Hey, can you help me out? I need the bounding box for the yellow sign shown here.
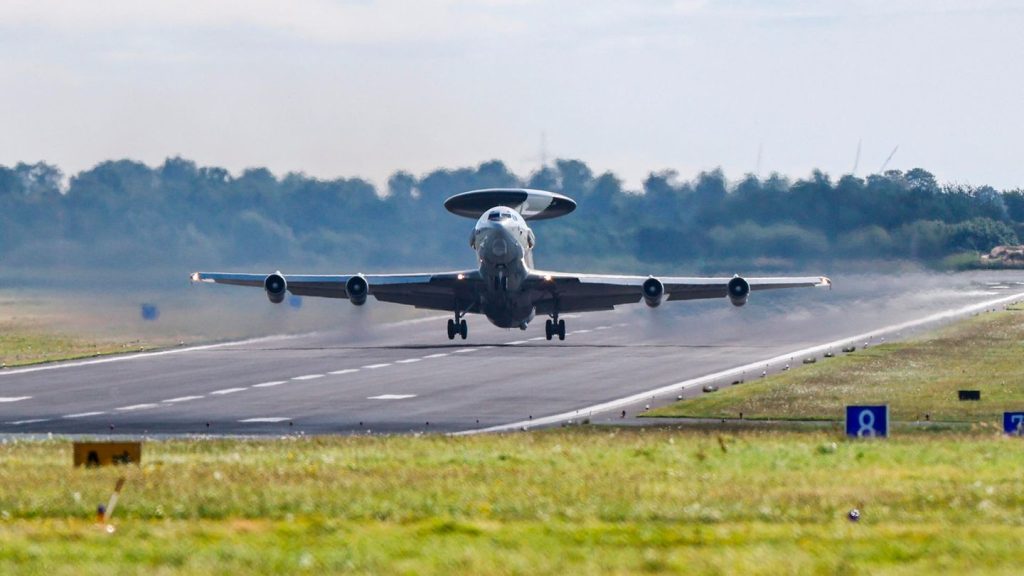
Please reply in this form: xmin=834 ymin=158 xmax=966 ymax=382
xmin=73 ymin=442 xmax=142 ymax=467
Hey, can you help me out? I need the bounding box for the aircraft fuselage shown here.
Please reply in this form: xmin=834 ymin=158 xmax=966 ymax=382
xmin=472 ymin=206 xmax=538 ymax=329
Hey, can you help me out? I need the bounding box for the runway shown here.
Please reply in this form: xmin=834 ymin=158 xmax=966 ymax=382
xmin=2 ymin=272 xmax=1023 ymax=436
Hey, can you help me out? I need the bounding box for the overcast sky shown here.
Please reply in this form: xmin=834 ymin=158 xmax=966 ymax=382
xmin=1 ymin=0 xmax=1021 ymax=190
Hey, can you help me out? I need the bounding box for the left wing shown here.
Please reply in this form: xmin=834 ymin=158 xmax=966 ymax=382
xmin=524 ymin=271 xmax=831 ymax=314
xmin=190 ymin=270 xmax=484 ymax=312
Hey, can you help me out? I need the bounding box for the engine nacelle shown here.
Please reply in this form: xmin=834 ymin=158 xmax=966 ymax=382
xmin=264 ymin=273 xmax=287 ymax=304
xmin=345 ymin=275 xmax=369 ymax=306
xmin=642 ymin=277 xmax=665 ymax=308
xmin=727 ymin=276 xmax=750 ymax=307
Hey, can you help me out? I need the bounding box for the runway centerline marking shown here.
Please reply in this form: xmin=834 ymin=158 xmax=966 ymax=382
xmin=328 ymin=369 xmax=359 ymax=375
xmin=368 ymin=394 xmax=417 ymax=400
xmin=395 ymin=358 xmax=421 ymax=364
xmin=211 ymin=387 xmax=247 ymax=395
xmin=362 ymin=363 xmax=391 ymax=369
xmin=292 ymin=374 xmax=325 ymax=380
xmin=506 ymin=340 xmax=529 ymax=345
xmin=423 ymin=353 xmax=448 ymax=359
xmin=116 ymin=403 xmax=159 ymax=411
xmin=574 ymin=329 xmax=592 ymax=334
xmin=6 ymin=418 xmax=50 ymax=425
xmin=0 ymin=396 xmax=31 ymax=403
xmin=63 ymin=411 xmax=106 ymax=419
xmin=162 ymin=396 xmax=203 ymax=403
xmin=453 ymin=348 xmax=477 ymax=354
xmin=528 ymin=336 xmax=546 ymax=341
xmin=238 ymin=417 xmax=290 ymax=423
xmin=253 ymin=381 xmax=287 ymax=388
xmin=595 ymin=326 xmax=611 ymax=330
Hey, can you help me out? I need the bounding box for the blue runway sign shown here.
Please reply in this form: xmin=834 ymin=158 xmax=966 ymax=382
xmin=845 ymin=405 xmax=889 ymax=438
xmin=1003 ymin=412 xmax=1024 ymax=436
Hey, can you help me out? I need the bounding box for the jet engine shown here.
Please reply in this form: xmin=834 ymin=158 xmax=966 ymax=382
xmin=642 ymin=277 xmax=666 ymax=308
xmin=264 ymin=273 xmax=287 ymax=304
xmin=727 ymin=276 xmax=750 ymax=307
xmin=345 ymin=275 xmax=369 ymax=306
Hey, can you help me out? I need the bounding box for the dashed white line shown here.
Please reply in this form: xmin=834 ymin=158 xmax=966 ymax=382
xmin=574 ymin=329 xmax=592 ymax=334
xmin=162 ymin=395 xmax=204 ymax=403
xmin=238 ymin=417 xmax=290 ymax=423
xmin=211 ymin=387 xmax=247 ymax=395
xmin=506 ymin=340 xmax=529 ymax=345
xmin=453 ymin=348 xmax=478 ymax=354
xmin=116 ymin=403 xmax=159 ymax=411
xmin=528 ymin=336 xmax=546 ymax=341
xmin=423 ymin=353 xmax=449 ymax=359
xmin=63 ymin=411 xmax=106 ymax=419
xmin=595 ymin=325 xmax=611 ymax=330
xmin=362 ymin=363 xmax=391 ymax=370
xmin=0 ymin=396 xmax=31 ymax=403
xmin=292 ymin=374 xmax=325 ymax=380
xmin=6 ymin=418 xmax=50 ymax=425
xmin=253 ymin=381 xmax=287 ymax=388
xmin=368 ymin=394 xmax=417 ymax=400
xmin=328 ymin=369 xmax=359 ymax=375
xmin=395 ymin=358 xmax=421 ymax=364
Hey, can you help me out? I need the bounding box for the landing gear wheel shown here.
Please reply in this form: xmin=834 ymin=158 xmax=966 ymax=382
xmin=545 ymin=319 xmax=554 ymax=341
xmin=447 ymin=319 xmax=456 ymax=340
xmin=459 ymin=319 xmax=468 ymax=340
xmin=557 ymin=319 xmax=566 ymax=341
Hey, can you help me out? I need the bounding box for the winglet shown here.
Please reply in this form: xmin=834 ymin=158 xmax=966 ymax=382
xmin=820 ymin=276 xmax=832 ymax=289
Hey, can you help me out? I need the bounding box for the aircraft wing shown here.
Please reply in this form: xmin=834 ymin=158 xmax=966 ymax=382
xmin=189 ymin=270 xmax=484 ymax=312
xmin=525 ymin=271 xmax=831 ymax=314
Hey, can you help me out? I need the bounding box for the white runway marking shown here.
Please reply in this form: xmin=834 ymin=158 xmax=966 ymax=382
xmin=595 ymin=326 xmax=611 ymax=330
xmin=253 ymin=381 xmax=287 ymax=388
xmin=328 ymin=369 xmax=359 ymax=375
xmin=292 ymin=374 xmax=325 ymax=380
xmin=238 ymin=417 xmax=290 ymax=423
xmin=211 ymin=387 xmax=247 ymax=395
xmin=368 ymin=394 xmax=417 ymax=400
xmin=395 ymin=358 xmax=421 ymax=364
xmin=528 ymin=336 xmax=546 ymax=341
xmin=362 ymin=363 xmax=391 ymax=369
xmin=0 ymin=396 xmax=31 ymax=403
xmin=506 ymin=340 xmax=529 ymax=345
xmin=116 ymin=403 xmax=158 ymax=411
xmin=574 ymin=329 xmax=592 ymax=334
xmin=423 ymin=353 xmax=448 ymax=359
xmin=453 ymin=348 xmax=477 ymax=354
xmin=461 ymin=290 xmax=1024 ymax=435
xmin=64 ymin=411 xmax=106 ymax=419
xmin=6 ymin=418 xmax=50 ymax=425
xmin=162 ymin=396 xmax=203 ymax=403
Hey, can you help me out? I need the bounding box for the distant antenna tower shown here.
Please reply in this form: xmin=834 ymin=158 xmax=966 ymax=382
xmin=851 ymin=139 xmax=862 ymax=175
xmin=879 ymin=145 xmax=899 ymax=173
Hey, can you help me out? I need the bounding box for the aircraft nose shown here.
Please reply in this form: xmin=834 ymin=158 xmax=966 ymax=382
xmin=491 ymin=237 xmax=508 ymax=257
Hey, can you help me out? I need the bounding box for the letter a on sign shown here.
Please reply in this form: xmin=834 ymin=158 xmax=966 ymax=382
xmin=845 ymin=405 xmax=888 ymax=438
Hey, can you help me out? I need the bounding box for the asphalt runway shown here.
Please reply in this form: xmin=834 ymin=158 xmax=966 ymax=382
xmin=2 ymin=272 xmax=1023 ymax=436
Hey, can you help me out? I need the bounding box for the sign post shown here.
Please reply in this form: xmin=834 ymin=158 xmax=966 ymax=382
xmin=845 ymin=405 xmax=889 ymax=438
xmin=1003 ymin=412 xmax=1024 ymax=436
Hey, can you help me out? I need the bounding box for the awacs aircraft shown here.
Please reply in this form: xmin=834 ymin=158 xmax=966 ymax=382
xmin=191 ymin=189 xmax=830 ymax=341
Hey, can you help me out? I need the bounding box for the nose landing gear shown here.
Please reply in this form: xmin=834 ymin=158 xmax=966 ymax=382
xmin=447 ymin=314 xmax=468 ymax=340
xmin=544 ymin=316 xmax=566 ymax=341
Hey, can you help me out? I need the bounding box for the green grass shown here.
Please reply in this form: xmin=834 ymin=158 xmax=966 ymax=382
xmin=0 ymin=324 xmax=151 ymax=367
xmin=3 ymin=430 xmax=1024 ymax=574
xmin=645 ymin=307 xmax=1024 ymax=422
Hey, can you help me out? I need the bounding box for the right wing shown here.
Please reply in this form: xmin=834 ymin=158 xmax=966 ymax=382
xmin=189 ymin=270 xmax=484 ymax=313
xmin=525 ymin=271 xmax=831 ymax=314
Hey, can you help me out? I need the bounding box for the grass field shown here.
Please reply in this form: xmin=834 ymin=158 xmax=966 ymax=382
xmin=2 ymin=430 xmax=1024 ymax=574
xmin=645 ymin=306 xmax=1024 ymax=422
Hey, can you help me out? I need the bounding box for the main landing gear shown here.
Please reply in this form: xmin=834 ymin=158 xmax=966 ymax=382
xmin=545 ymin=316 xmax=566 ymax=341
xmin=447 ymin=313 xmax=468 ymax=340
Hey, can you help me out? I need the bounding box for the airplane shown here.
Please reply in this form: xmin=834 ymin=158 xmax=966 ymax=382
xmin=190 ymin=188 xmax=831 ymax=341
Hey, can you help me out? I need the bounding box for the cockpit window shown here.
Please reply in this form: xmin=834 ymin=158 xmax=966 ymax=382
xmin=488 ymin=211 xmax=512 ymax=221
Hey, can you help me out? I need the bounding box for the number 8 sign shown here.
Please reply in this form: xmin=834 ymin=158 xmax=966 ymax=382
xmin=846 ymin=405 xmax=889 ymax=438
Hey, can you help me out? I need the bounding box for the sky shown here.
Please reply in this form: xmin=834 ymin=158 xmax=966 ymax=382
xmin=1 ymin=0 xmax=1022 ymax=191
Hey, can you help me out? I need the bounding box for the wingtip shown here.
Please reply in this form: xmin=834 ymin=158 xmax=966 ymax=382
xmin=189 ymin=272 xmax=202 ymax=283
xmin=820 ymin=276 xmax=832 ymax=289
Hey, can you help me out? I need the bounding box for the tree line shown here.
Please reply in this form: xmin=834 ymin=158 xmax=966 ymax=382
xmin=1 ymin=158 xmax=1021 ymax=278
